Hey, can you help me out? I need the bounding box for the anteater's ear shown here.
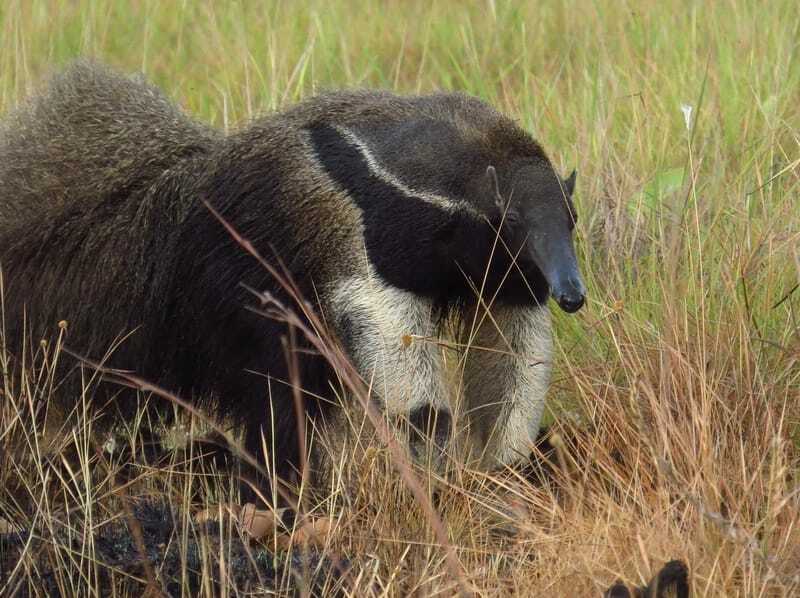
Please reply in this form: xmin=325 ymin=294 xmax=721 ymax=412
xmin=486 ymin=165 xmax=504 ymax=210
xmin=563 ymin=169 xmax=577 ymax=196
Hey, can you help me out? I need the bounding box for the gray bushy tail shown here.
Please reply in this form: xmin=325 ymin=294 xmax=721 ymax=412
xmin=0 ymin=61 xmax=221 ymax=413
xmin=0 ymin=60 xmax=219 ymax=225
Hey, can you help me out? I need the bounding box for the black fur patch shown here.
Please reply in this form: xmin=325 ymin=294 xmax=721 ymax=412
xmin=604 ymin=560 xmax=689 ymax=598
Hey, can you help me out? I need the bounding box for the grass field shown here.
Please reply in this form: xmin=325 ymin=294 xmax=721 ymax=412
xmin=1 ymin=1 xmax=799 ymax=595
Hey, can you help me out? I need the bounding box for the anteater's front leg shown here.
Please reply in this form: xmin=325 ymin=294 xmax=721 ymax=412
xmin=328 ymin=275 xmax=452 ymax=467
xmin=458 ymin=303 xmax=552 ymax=469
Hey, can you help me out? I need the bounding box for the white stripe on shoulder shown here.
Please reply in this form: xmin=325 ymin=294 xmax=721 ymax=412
xmin=333 ymin=125 xmax=482 ymax=218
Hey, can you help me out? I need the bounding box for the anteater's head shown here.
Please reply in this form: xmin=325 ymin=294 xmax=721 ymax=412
xmin=303 ymin=90 xmax=586 ymax=312
xmin=487 ymin=162 xmax=585 ymax=313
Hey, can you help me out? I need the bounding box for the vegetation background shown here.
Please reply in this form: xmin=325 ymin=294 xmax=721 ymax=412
xmin=1 ymin=0 xmax=798 ymax=595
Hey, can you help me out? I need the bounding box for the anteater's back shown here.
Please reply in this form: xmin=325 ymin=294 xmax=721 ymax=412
xmin=0 ymin=60 xmax=219 ymax=227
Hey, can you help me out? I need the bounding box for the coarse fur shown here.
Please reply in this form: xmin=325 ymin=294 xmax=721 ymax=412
xmin=0 ymin=60 xmax=584 ymax=488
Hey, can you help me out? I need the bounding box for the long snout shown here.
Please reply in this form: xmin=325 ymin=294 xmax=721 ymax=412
xmin=531 ymin=235 xmax=586 ymax=313
xmin=549 ymin=271 xmax=586 ymax=313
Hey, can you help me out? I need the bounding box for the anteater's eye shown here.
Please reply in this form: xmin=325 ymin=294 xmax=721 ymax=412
xmin=503 ymin=209 xmax=521 ymax=228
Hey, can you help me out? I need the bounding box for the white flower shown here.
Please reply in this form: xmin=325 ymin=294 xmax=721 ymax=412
xmin=680 ymin=104 xmax=693 ymax=132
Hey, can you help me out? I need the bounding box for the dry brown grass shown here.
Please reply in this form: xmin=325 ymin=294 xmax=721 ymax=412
xmin=1 ymin=221 xmax=798 ymax=595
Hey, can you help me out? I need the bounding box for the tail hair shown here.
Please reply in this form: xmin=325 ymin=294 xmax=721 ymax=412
xmin=0 ymin=59 xmax=218 ymax=224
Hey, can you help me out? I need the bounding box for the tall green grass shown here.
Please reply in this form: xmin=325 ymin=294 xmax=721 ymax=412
xmin=1 ymin=1 xmax=798 ymax=595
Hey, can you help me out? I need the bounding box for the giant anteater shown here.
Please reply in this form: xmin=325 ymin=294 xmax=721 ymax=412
xmin=0 ymin=60 xmax=585 ymax=488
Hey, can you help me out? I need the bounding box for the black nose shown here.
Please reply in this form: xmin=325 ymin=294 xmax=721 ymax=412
xmin=557 ymin=292 xmax=585 ymax=313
